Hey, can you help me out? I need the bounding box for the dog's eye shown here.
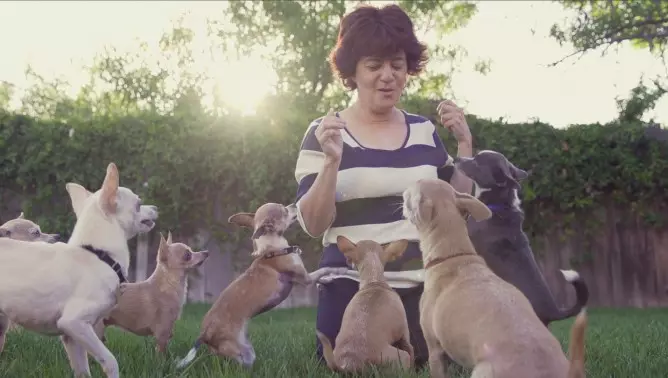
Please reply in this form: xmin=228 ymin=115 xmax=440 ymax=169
xmin=183 ymin=252 xmax=192 ymax=261
xmin=30 ymin=229 xmax=40 ymax=236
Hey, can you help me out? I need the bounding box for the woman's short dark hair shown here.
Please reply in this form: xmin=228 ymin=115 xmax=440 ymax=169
xmin=329 ymin=4 xmax=429 ymax=90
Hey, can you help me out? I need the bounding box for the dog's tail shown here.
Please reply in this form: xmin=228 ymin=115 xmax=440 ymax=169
xmin=566 ymin=308 xmax=587 ymax=378
xmin=553 ymin=270 xmax=589 ymax=322
xmin=175 ymin=338 xmax=203 ymax=369
xmin=316 ymin=330 xmax=339 ymax=371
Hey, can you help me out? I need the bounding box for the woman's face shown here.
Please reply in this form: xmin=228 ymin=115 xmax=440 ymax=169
xmin=352 ymin=51 xmax=408 ymax=114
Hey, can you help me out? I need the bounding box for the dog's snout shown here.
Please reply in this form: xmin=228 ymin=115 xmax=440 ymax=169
xmin=53 ymin=234 xmax=60 ymax=241
xmin=201 ymin=251 xmax=210 ymax=259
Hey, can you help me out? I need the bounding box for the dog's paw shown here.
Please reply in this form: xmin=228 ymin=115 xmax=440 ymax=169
xmin=316 ymin=274 xmax=337 ymax=284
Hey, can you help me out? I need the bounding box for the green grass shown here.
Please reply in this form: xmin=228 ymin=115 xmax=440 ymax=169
xmin=1 ymin=305 xmax=667 ymax=377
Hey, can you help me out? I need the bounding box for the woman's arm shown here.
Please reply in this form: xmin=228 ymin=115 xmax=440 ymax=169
xmin=293 ymin=120 xmax=341 ymax=238
xmin=296 ymin=157 xmax=339 ymax=237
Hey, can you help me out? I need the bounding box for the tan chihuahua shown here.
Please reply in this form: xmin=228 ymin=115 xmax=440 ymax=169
xmin=403 ymin=179 xmax=587 ymax=378
xmin=317 ymin=236 xmax=414 ymax=373
xmin=176 ymin=202 xmax=346 ymax=369
xmin=0 ymin=212 xmax=60 ymax=243
xmin=94 ymin=232 xmax=209 ymax=353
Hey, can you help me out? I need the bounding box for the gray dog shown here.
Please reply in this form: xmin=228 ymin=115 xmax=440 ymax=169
xmin=454 ymin=150 xmax=589 ymax=327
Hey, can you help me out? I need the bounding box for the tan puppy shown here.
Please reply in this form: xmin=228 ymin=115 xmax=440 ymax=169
xmin=0 ymin=212 xmax=59 ymax=243
xmin=402 ymin=178 xmax=587 ymax=378
xmin=93 ymin=231 xmax=209 ymax=353
xmin=176 ymin=202 xmax=346 ymax=369
xmin=316 ymin=236 xmax=414 ymax=372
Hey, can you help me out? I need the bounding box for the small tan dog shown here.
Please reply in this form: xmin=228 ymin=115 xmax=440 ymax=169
xmin=316 ymin=236 xmax=414 ymax=372
xmin=93 ymin=231 xmax=209 ymax=353
xmin=402 ymin=178 xmax=587 ymax=378
xmin=0 ymin=212 xmax=60 ymax=243
xmin=176 ymin=202 xmax=347 ymax=369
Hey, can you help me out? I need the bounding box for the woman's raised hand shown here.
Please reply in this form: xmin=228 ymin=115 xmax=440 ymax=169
xmin=315 ymin=109 xmax=345 ymax=163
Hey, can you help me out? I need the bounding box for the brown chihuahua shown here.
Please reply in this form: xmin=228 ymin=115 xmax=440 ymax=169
xmin=94 ymin=232 xmax=209 ymax=353
xmin=317 ymin=236 xmax=414 ymax=372
xmin=0 ymin=212 xmax=60 ymax=243
xmin=176 ymin=202 xmax=346 ymax=369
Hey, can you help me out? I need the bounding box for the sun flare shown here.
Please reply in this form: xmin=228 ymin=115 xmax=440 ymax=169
xmin=210 ymin=53 xmax=278 ymax=116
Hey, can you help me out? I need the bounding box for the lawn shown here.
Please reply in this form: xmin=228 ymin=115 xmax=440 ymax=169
xmin=1 ymin=305 xmax=666 ymax=377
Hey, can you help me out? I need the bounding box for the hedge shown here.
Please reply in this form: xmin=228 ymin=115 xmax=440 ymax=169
xmin=1 ymin=102 xmax=666 ymax=255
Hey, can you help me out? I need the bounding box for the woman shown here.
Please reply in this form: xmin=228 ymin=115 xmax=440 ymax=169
xmin=292 ymin=4 xmax=474 ymax=369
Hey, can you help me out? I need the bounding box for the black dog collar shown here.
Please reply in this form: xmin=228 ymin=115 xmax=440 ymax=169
xmin=263 ymin=245 xmax=302 ymax=259
xmin=81 ymin=244 xmax=127 ymax=283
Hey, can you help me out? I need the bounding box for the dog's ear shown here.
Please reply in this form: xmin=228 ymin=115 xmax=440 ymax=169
xmin=228 ymin=212 xmax=255 ymax=228
xmin=336 ymin=235 xmax=357 ymax=265
xmin=99 ymin=163 xmax=119 ymax=215
xmin=18 ymin=212 xmax=24 ymax=219
xmin=65 ymin=183 xmax=93 ymax=218
xmin=381 ymin=239 xmax=409 ymax=264
xmin=166 ymin=231 xmax=173 ymax=245
xmin=509 ymin=162 xmax=528 ymax=181
xmin=158 ymin=232 xmax=169 ymax=262
xmin=454 ymin=191 xmax=492 ymax=221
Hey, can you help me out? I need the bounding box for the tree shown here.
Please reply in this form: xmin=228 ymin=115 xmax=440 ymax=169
xmin=549 ymin=0 xmax=668 ymax=66
xmin=550 ymin=1 xmax=668 ymax=125
xmin=213 ymin=0 xmax=486 ymax=112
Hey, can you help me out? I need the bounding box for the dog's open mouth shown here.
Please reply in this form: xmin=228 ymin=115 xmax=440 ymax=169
xmin=140 ymin=219 xmax=155 ymax=228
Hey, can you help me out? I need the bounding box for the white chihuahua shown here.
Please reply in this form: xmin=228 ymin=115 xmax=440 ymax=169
xmin=0 ymin=163 xmax=158 ymax=378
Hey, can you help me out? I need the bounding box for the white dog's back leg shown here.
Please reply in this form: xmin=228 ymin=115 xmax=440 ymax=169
xmin=471 ymin=362 xmax=494 ymax=378
xmin=57 ymin=308 xmax=119 ymax=378
xmin=0 ymin=312 xmax=7 ymax=354
xmin=61 ymin=334 xmax=91 ymax=377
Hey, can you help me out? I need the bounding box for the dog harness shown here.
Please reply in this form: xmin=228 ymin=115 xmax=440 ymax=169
xmin=81 ymin=244 xmax=127 ymax=283
xmin=262 ymin=245 xmax=302 ymax=259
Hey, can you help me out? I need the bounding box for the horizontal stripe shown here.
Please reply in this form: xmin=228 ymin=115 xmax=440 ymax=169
xmin=294 ymin=173 xmax=316 ymax=204
xmin=320 ymin=241 xmax=423 ymax=271
xmin=322 ymin=219 xmax=419 ymax=246
xmin=294 ymin=149 xmax=325 ymax=184
xmin=294 ymin=144 xmax=447 ymax=174
xmin=299 ymin=116 xmax=440 ymax=154
xmin=404 ymin=119 xmax=436 ymax=147
xmin=331 ymin=196 xmax=404 ymax=228
xmin=334 ymin=165 xmax=439 ymax=202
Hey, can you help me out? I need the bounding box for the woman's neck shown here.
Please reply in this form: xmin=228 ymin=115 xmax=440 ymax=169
xmin=350 ymin=101 xmax=396 ymax=125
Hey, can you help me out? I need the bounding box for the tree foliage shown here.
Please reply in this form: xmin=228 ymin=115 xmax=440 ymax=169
xmin=550 ymin=0 xmax=668 ymax=64
xmin=214 ymin=0 xmax=486 ymax=112
xmin=1 ymin=1 xmax=667 ymax=264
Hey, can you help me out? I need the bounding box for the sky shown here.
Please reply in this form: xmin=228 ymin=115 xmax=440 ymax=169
xmin=0 ymin=1 xmax=666 ymax=128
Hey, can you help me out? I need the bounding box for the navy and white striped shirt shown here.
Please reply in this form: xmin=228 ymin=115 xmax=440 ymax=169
xmin=294 ymin=110 xmax=455 ymax=270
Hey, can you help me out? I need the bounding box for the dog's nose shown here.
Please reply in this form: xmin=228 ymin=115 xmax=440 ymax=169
xmin=201 ymin=251 xmax=210 ymax=259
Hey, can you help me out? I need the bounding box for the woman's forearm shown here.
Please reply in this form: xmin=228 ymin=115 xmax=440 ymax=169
xmin=297 ymin=157 xmax=340 ymax=237
xmin=451 ymin=141 xmax=474 ymax=194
